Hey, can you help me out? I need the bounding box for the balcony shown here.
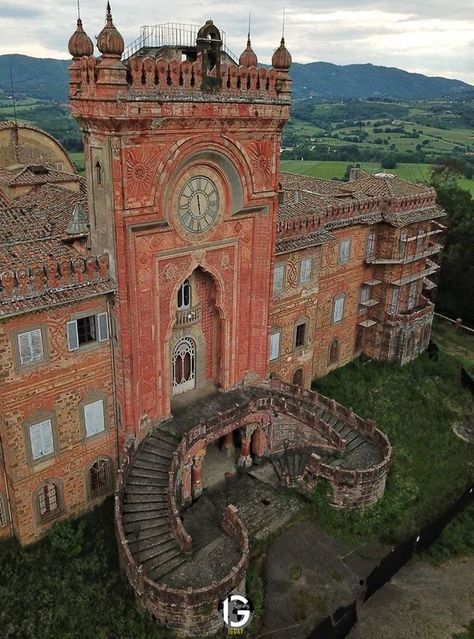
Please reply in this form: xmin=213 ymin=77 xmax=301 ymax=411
xmin=366 ymin=243 xmax=443 ymax=266
xmin=385 ymin=296 xmax=434 ymax=325
xmin=175 ymin=305 xmax=200 ymax=327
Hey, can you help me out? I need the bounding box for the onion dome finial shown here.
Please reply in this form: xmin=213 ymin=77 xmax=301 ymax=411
xmin=239 ymin=35 xmax=258 ymax=67
xmin=97 ymin=2 xmax=124 ymax=57
xmin=272 ymin=37 xmax=292 ymax=70
xmin=68 ymin=18 xmax=94 ymax=58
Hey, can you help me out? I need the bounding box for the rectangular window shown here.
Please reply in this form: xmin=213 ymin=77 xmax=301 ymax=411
xmin=269 ymin=331 xmax=280 ymax=361
xmin=398 ymin=232 xmax=408 ymax=258
xmin=67 ymin=313 xmax=109 ymax=351
xmin=416 ymin=230 xmax=425 ymax=254
xmin=273 ymin=264 xmax=285 ymax=294
xmin=17 ymin=329 xmax=44 ymax=366
xmin=366 ymin=233 xmax=376 ymax=261
xmin=299 ymin=258 xmax=312 ymax=285
xmin=359 ymin=285 xmax=370 ymax=314
xmin=407 ymin=281 xmax=417 ymax=310
xmin=390 ymin=287 xmax=400 ymax=314
xmin=29 ymin=419 xmax=54 ymax=461
xmin=84 ymin=399 xmax=105 ymax=438
xmin=295 ymin=322 xmax=306 ymax=348
xmin=332 ymin=296 xmax=345 ymax=323
xmin=339 ymin=239 xmax=351 ymax=264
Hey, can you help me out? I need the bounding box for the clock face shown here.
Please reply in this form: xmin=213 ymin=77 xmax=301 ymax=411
xmin=178 ymin=176 xmax=219 ymax=234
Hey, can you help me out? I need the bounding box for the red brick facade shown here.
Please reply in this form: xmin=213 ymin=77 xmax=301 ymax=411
xmin=0 ymin=10 xmax=443 ymax=551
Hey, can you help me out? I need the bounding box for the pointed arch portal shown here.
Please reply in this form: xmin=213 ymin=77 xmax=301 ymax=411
xmin=172 ymin=337 xmax=196 ymax=395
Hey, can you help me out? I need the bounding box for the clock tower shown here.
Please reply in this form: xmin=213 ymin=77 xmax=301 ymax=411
xmin=68 ymin=8 xmax=292 ymax=439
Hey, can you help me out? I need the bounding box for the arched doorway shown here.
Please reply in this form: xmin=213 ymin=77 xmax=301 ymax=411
xmin=172 ymin=337 xmax=196 ymax=395
xmin=292 ymin=368 xmax=304 ymax=387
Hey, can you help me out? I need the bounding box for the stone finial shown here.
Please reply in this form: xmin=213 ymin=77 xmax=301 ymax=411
xmin=97 ymin=2 xmax=124 ymax=57
xmin=272 ymin=37 xmax=292 ymax=70
xmin=68 ymin=18 xmax=94 ymax=58
xmin=239 ymin=36 xmax=258 ymax=68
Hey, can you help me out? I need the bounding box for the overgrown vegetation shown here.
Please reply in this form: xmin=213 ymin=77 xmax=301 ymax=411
xmin=0 ymin=499 xmax=169 ymax=639
xmin=311 ymin=333 xmax=473 ymax=546
xmin=424 ymin=503 xmax=474 ymax=565
xmin=454 ymin=621 xmax=474 ymax=639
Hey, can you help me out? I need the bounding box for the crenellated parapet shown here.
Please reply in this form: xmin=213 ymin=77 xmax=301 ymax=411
xmin=0 ymin=253 xmax=114 ymax=316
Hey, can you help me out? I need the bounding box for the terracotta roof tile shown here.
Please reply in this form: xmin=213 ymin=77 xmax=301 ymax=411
xmin=0 ymin=164 xmax=81 ymax=187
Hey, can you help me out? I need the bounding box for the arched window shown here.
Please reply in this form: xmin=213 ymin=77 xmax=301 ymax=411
xmin=292 ymin=368 xmax=304 ymax=387
xmin=36 ymin=482 xmax=60 ymax=523
xmin=328 ymin=339 xmax=340 ymax=365
xmin=172 ymin=337 xmax=196 ymax=395
xmin=0 ymin=494 xmax=8 ymax=528
xmin=95 ymin=161 xmax=103 ymax=186
xmin=89 ymin=457 xmax=113 ymax=499
xmin=177 ymin=279 xmax=191 ymax=310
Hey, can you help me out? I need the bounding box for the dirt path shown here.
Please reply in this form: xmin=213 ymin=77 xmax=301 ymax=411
xmin=348 ymin=557 xmax=474 ymax=639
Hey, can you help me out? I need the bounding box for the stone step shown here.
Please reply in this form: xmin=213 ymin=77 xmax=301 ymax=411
xmin=123 ymin=515 xmax=169 ymax=535
xmin=124 ymin=492 xmax=167 ymax=504
xmin=153 ymin=429 xmax=180 ymax=445
xmin=129 ymin=467 xmax=168 ymax=481
xmin=134 ymin=458 xmax=171 ymax=472
xmin=125 ymin=483 xmax=168 ymax=495
xmin=334 ymin=420 xmax=346 ymax=433
xmin=148 ymin=553 xmax=187 ymax=581
xmin=345 ymin=437 xmax=365 ymax=453
xmin=123 ymin=510 xmax=164 ymax=525
xmin=126 ymin=522 xmax=172 ymax=542
xmin=142 ymin=440 xmax=175 ymax=457
xmin=126 ymin=475 xmax=164 ymax=487
xmin=135 ymin=452 xmax=171 ymax=469
xmin=123 ymin=501 xmax=168 ymax=514
xmin=327 ymin=414 xmax=339 ymax=428
xmin=345 ymin=432 xmax=362 ymax=447
xmin=142 ymin=547 xmax=183 ymax=575
xmin=135 ymin=538 xmax=178 ymax=564
xmin=148 ymin=436 xmax=177 ymax=452
xmin=339 ymin=424 xmax=353 ymax=439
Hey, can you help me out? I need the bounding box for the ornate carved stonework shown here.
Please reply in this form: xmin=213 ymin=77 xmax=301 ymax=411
xmin=247 ymin=140 xmax=273 ymax=192
xmin=124 ymin=146 xmax=162 ymax=208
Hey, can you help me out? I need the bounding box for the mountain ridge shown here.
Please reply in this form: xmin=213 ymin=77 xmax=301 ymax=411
xmin=0 ymin=53 xmax=472 ymax=102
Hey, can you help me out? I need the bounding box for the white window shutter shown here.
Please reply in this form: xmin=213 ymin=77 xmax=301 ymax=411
xmin=333 ymin=296 xmax=344 ymax=322
xmin=66 ymin=321 xmax=79 ymax=351
xmin=30 ymin=329 xmax=44 ymax=362
xmin=97 ymin=313 xmax=109 ymax=342
xmin=30 ymin=419 xmax=54 ymax=460
xmin=300 ymin=258 xmax=312 ymax=284
xmin=391 ymin=287 xmax=400 ymax=313
xmin=339 ymin=240 xmax=350 ymax=263
xmin=269 ymin=332 xmax=280 ymax=361
xmin=18 ymin=332 xmax=33 ymax=365
xmin=273 ymin=265 xmax=284 ymax=293
xmin=84 ymin=400 xmax=105 ymax=437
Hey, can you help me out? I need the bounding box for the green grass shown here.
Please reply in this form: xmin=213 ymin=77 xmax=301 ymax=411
xmin=310 ymin=331 xmax=474 ymax=546
xmin=280 ymin=159 xmax=474 ymax=195
xmin=424 ymin=503 xmax=474 ymax=565
xmin=0 ymin=499 xmax=169 ymax=639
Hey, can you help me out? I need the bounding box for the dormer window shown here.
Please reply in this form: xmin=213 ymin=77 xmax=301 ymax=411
xmin=177 ymin=279 xmax=191 ymax=310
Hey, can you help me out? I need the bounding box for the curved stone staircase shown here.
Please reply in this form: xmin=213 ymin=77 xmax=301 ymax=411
xmin=122 ymin=429 xmax=187 ymax=581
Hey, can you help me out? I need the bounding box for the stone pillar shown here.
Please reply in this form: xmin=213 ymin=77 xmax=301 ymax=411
xmin=223 ymin=431 xmax=235 ymax=458
xmin=238 ymin=430 xmax=252 ymax=468
xmin=191 ymin=450 xmax=205 ymax=499
xmin=181 ymin=461 xmax=192 ymax=506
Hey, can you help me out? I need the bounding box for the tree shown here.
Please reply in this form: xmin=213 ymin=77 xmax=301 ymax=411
xmin=431 ymin=163 xmax=474 ymax=326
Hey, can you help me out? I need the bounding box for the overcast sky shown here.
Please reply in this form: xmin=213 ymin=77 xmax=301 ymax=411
xmin=1 ymin=0 xmax=473 ymax=84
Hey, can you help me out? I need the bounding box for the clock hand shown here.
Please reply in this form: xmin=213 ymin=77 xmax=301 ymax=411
xmin=197 ymin=194 xmax=201 ymax=215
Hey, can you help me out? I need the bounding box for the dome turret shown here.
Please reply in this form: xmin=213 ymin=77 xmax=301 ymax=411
xmin=272 ymin=37 xmax=292 ymax=70
xmin=97 ymin=2 xmax=124 ymax=57
xmin=239 ymin=36 xmax=258 ymax=67
xmin=68 ymin=18 xmax=94 ymax=58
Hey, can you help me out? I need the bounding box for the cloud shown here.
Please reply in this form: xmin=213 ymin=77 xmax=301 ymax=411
xmin=0 ymin=0 xmax=473 ymax=84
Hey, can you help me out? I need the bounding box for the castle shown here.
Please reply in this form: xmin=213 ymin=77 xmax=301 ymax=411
xmin=0 ymin=5 xmax=444 ymax=635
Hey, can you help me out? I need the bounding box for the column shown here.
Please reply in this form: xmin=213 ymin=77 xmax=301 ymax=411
xmin=222 ymin=431 xmax=235 ymax=459
xmin=181 ymin=461 xmax=192 ymax=506
xmin=238 ymin=430 xmax=252 ymax=468
xmin=191 ymin=450 xmax=205 ymax=499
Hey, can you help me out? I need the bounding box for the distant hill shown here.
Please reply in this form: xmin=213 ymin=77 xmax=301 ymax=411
xmin=0 ymin=55 xmax=70 ymax=101
xmin=0 ymin=54 xmax=472 ymax=102
xmin=290 ymin=62 xmax=473 ymax=100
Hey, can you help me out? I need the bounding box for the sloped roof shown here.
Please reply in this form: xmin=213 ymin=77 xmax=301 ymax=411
xmin=0 ymin=164 xmax=81 ymax=187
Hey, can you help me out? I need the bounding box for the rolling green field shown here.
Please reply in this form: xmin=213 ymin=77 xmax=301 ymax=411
xmin=280 ymin=159 xmax=474 ymax=194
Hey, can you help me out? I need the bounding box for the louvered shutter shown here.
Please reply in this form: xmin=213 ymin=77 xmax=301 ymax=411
xmin=269 ymin=332 xmax=280 ymax=361
xmin=30 ymin=330 xmax=44 ymax=361
xmin=299 ymin=259 xmax=312 ymax=284
xmin=333 ymin=296 xmax=344 ymax=322
xmin=84 ymin=400 xmax=105 ymax=437
xmin=97 ymin=313 xmax=109 ymax=342
xmin=18 ymin=329 xmax=43 ymax=365
xmin=339 ymin=240 xmax=350 ymax=263
xmin=66 ymin=320 xmax=79 ymax=351
xmin=30 ymin=419 xmax=54 ymax=460
xmin=273 ymin=265 xmax=284 ymax=293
